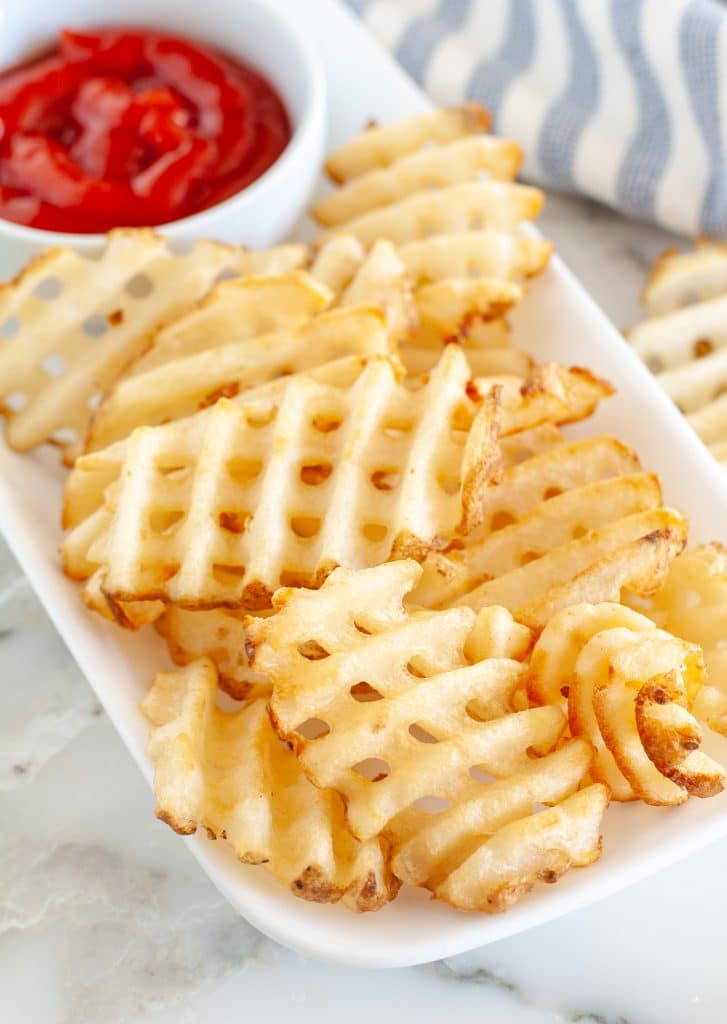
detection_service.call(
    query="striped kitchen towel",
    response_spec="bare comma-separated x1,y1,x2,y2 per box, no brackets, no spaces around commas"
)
344,0,727,237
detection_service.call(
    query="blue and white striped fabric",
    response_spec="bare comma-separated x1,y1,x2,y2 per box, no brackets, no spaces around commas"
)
343,0,727,237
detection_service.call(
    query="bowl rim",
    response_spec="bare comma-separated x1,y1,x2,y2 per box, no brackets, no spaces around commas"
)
0,0,326,247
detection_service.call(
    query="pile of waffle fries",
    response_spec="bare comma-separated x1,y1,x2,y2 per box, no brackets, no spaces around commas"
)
3,105,726,915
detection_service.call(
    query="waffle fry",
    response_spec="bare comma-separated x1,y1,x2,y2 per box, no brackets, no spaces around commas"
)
142,660,398,911
130,271,331,373
316,135,522,226
85,305,390,450
398,232,552,285
420,473,663,608
248,557,565,843
312,215,551,383
62,353,382,530
0,229,304,460
332,230,527,375
415,278,522,340
316,181,544,251
248,561,607,910
156,607,271,700
573,618,724,802
493,364,613,434
642,241,727,316
629,243,727,471
332,232,527,376
451,507,687,629
414,435,649,604
412,430,687,627
625,543,727,735
253,560,562,838
528,605,724,804
325,103,491,182
71,347,500,609
389,746,607,911
525,602,655,712
628,293,727,378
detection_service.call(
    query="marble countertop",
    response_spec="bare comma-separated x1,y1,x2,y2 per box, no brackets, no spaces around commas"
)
2,192,724,1024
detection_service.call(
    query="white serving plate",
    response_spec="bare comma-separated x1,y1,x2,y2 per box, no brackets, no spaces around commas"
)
3,0,727,970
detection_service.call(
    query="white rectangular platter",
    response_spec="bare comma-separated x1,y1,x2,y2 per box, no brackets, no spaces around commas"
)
2,0,727,969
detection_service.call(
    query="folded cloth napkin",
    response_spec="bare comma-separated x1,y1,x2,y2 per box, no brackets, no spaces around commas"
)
344,0,727,237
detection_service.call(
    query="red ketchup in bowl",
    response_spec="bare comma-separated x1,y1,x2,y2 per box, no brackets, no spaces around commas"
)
0,27,291,232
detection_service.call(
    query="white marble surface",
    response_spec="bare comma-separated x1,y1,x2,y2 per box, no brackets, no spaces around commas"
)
2,193,725,1023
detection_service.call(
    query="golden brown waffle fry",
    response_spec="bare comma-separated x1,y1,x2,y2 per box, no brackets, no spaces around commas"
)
412,425,687,627
415,278,523,340
525,602,655,711
470,434,644,535
571,615,722,803
312,214,551,383
634,675,721,796
316,135,522,226
325,103,491,182
625,543,727,735
249,561,608,911
389,744,606,912
642,241,727,316
527,602,724,803
628,293,727,378
413,435,651,606
628,293,727,456
427,784,607,912
0,229,304,460
629,243,727,470
329,230,526,375
333,233,525,374
155,607,271,700
492,364,614,435
421,473,663,608
69,347,501,609
252,560,565,841
130,271,331,374
402,307,513,376
62,353,382,530
85,305,390,450
451,507,687,629
398,231,553,285
316,181,544,251
141,660,398,911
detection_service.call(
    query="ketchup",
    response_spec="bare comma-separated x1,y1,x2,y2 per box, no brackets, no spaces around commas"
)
0,27,291,232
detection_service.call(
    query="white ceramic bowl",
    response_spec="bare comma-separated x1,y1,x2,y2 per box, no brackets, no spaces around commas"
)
0,0,326,270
